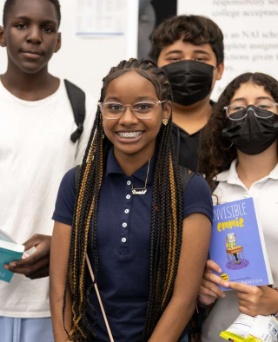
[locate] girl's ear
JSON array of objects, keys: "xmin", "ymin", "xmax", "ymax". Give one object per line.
[
  {"xmin": 0, "ymin": 26, "xmax": 6, "ymax": 47},
  {"xmin": 162, "ymin": 100, "xmax": 172, "ymax": 124}
]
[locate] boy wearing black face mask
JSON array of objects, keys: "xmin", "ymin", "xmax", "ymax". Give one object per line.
[{"xmin": 150, "ymin": 14, "xmax": 224, "ymax": 171}]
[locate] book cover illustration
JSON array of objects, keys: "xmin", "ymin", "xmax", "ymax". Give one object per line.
[
  {"xmin": 210, "ymin": 197, "xmax": 273, "ymax": 290},
  {"xmin": 0, "ymin": 229, "xmax": 24, "ymax": 283}
]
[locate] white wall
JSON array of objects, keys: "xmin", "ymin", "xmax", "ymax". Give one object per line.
[
  {"xmin": 0, "ymin": 0, "xmax": 138, "ymax": 98},
  {"xmin": 178, "ymin": 0, "xmax": 278, "ymax": 100}
]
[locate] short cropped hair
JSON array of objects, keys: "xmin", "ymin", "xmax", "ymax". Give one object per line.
[
  {"xmin": 149, "ymin": 14, "xmax": 224, "ymax": 65},
  {"xmin": 2, "ymin": 0, "xmax": 61, "ymax": 27}
]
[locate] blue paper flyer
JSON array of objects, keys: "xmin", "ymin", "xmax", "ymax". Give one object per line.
[{"xmin": 210, "ymin": 197, "xmax": 273, "ymax": 290}]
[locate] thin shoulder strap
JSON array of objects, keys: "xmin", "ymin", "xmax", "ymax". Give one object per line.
[
  {"xmin": 64, "ymin": 79, "xmax": 86, "ymax": 143},
  {"xmin": 86, "ymin": 255, "xmax": 114, "ymax": 342}
]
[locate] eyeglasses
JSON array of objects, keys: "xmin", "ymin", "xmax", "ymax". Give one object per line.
[
  {"xmin": 224, "ymin": 100, "xmax": 278, "ymax": 121},
  {"xmin": 98, "ymin": 100, "xmax": 167, "ymax": 120}
]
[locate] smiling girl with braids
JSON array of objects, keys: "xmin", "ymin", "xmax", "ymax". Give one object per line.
[{"xmin": 50, "ymin": 58, "xmax": 212, "ymax": 342}]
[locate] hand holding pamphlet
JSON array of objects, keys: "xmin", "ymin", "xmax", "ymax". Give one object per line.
[
  {"xmin": 0, "ymin": 229, "xmax": 24, "ymax": 282},
  {"xmin": 0, "ymin": 229, "xmax": 36, "ymax": 282}
]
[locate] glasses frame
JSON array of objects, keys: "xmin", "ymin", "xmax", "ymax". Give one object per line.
[
  {"xmin": 98, "ymin": 100, "xmax": 167, "ymax": 120},
  {"xmin": 224, "ymin": 103, "xmax": 278, "ymax": 121}
]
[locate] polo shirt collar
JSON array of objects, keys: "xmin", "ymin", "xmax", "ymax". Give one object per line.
[
  {"xmin": 216, "ymin": 159, "xmax": 278, "ymax": 184},
  {"xmin": 105, "ymin": 148, "xmax": 156, "ymax": 184}
]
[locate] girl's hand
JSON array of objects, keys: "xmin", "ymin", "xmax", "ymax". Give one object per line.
[
  {"xmin": 198, "ymin": 259, "xmax": 230, "ymax": 306},
  {"xmin": 229, "ymin": 282, "xmax": 278, "ymax": 317}
]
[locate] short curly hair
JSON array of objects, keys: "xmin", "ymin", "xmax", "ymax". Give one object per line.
[{"xmin": 149, "ymin": 14, "xmax": 224, "ymax": 65}]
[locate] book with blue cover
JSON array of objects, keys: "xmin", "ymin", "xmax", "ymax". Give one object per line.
[
  {"xmin": 0, "ymin": 229, "xmax": 24, "ymax": 283},
  {"xmin": 210, "ymin": 197, "xmax": 273, "ymax": 290}
]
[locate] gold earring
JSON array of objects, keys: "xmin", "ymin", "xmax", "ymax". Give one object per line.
[{"xmin": 162, "ymin": 118, "xmax": 168, "ymax": 126}]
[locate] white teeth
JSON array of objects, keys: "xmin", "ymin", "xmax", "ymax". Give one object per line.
[{"xmin": 118, "ymin": 132, "xmax": 141, "ymax": 138}]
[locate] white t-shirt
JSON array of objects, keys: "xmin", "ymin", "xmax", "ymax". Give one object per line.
[
  {"xmin": 0, "ymin": 79, "xmax": 96, "ymax": 317},
  {"xmin": 201, "ymin": 160, "xmax": 278, "ymax": 342}
]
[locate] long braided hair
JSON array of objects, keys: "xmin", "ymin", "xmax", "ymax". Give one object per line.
[{"xmin": 64, "ymin": 58, "xmax": 185, "ymax": 341}]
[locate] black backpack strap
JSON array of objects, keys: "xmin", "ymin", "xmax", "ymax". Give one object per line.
[
  {"xmin": 178, "ymin": 165, "xmax": 194, "ymax": 193},
  {"xmin": 64, "ymin": 79, "xmax": 86, "ymax": 143}
]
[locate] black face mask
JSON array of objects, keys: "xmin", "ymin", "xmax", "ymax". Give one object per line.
[
  {"xmin": 222, "ymin": 106, "xmax": 278, "ymax": 155},
  {"xmin": 161, "ymin": 60, "xmax": 214, "ymax": 106}
]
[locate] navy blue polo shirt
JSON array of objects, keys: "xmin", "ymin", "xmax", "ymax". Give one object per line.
[{"xmin": 53, "ymin": 148, "xmax": 212, "ymax": 342}]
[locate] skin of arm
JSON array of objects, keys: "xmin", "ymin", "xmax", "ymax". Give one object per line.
[
  {"xmin": 50, "ymin": 222, "xmax": 72, "ymax": 342},
  {"xmin": 148, "ymin": 213, "xmax": 212, "ymax": 342},
  {"xmin": 5, "ymin": 234, "xmax": 51, "ymax": 279}
]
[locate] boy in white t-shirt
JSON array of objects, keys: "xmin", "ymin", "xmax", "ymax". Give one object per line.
[{"xmin": 0, "ymin": 0, "xmax": 95, "ymax": 341}]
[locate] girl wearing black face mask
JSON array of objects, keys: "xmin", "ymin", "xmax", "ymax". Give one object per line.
[{"xmin": 198, "ymin": 72, "xmax": 278, "ymax": 342}]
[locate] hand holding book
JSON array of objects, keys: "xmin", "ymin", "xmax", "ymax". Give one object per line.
[
  {"xmin": 6, "ymin": 234, "xmax": 51, "ymax": 279},
  {"xmin": 209, "ymin": 198, "xmax": 273, "ymax": 289},
  {"xmin": 199, "ymin": 197, "xmax": 274, "ymax": 314},
  {"xmin": 228, "ymin": 282, "xmax": 278, "ymax": 318},
  {"xmin": 0, "ymin": 234, "xmax": 25, "ymax": 282},
  {"xmin": 198, "ymin": 259, "xmax": 230, "ymax": 306}
]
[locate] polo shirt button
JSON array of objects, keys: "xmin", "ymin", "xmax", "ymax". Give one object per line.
[
  {"xmin": 121, "ymin": 237, "xmax": 127, "ymax": 243},
  {"xmin": 126, "ymin": 194, "xmax": 131, "ymax": 199},
  {"xmin": 127, "ymin": 180, "xmax": 131, "ymax": 185},
  {"xmin": 122, "ymin": 222, "xmax": 127, "ymax": 228},
  {"xmin": 124, "ymin": 209, "xmax": 129, "ymax": 214}
]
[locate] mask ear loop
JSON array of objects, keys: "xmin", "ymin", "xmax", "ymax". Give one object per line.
[{"xmin": 223, "ymin": 142, "xmax": 233, "ymax": 151}]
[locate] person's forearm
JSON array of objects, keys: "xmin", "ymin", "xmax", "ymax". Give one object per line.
[
  {"xmin": 148, "ymin": 214, "xmax": 212, "ymax": 341},
  {"xmin": 50, "ymin": 289, "xmax": 72, "ymax": 342},
  {"xmin": 148, "ymin": 296, "xmax": 195, "ymax": 342},
  {"xmin": 50, "ymin": 222, "xmax": 73, "ymax": 341}
]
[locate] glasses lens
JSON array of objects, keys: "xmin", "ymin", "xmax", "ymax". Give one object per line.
[
  {"xmin": 226, "ymin": 106, "xmax": 247, "ymax": 121},
  {"xmin": 133, "ymin": 102, "xmax": 156, "ymax": 114},
  {"xmin": 255, "ymin": 101, "xmax": 277, "ymax": 118},
  {"xmin": 101, "ymin": 102, "xmax": 123, "ymax": 118},
  {"xmin": 227, "ymin": 105, "xmax": 245, "ymax": 115}
]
